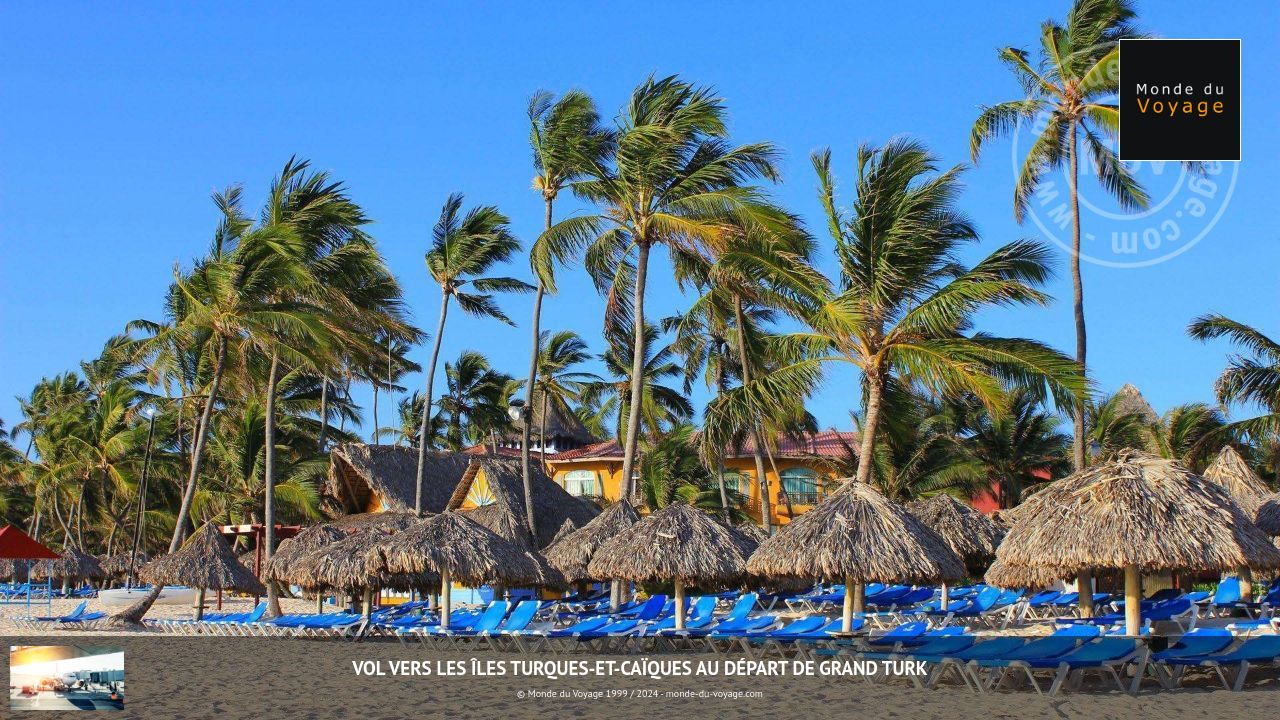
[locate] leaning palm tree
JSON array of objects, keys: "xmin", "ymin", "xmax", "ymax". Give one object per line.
[
  {"xmin": 971, "ymin": 0, "xmax": 1147, "ymax": 471},
  {"xmin": 530, "ymin": 331, "xmax": 600, "ymax": 454},
  {"xmin": 534, "ymin": 75, "xmax": 786, "ymax": 500},
  {"xmin": 1189, "ymin": 314, "xmax": 1280, "ymax": 441},
  {"xmin": 520, "ymin": 90, "xmax": 613, "ymax": 538},
  {"xmin": 705, "ymin": 139, "xmax": 1087, "ymax": 493},
  {"xmin": 414, "ymin": 194, "xmax": 532, "ymax": 514}
]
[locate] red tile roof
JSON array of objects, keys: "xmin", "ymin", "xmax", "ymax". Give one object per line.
[{"xmin": 545, "ymin": 430, "xmax": 859, "ymax": 463}]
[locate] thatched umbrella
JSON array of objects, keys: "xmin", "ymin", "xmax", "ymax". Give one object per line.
[
  {"xmin": 262, "ymin": 523, "xmax": 347, "ymax": 612},
  {"xmin": 1257, "ymin": 494, "xmax": 1280, "ymax": 536},
  {"xmin": 329, "ymin": 511, "xmax": 419, "ymax": 532},
  {"xmin": 101, "ymin": 552, "xmax": 149, "ymax": 582},
  {"xmin": 748, "ymin": 481, "xmax": 965, "ymax": 632},
  {"xmin": 990, "ymin": 451, "xmax": 1280, "ymax": 635},
  {"xmin": 0, "ymin": 558, "xmax": 29, "ymax": 582},
  {"xmin": 140, "ymin": 523, "xmax": 266, "ymax": 620},
  {"xmin": 543, "ymin": 500, "xmax": 640, "ymax": 584},
  {"xmin": 367, "ymin": 511, "xmax": 539, "ymax": 628},
  {"xmin": 32, "ymin": 548, "xmax": 106, "ymax": 585},
  {"xmin": 1203, "ymin": 445, "xmax": 1273, "ymax": 599},
  {"xmin": 908, "ymin": 493, "xmax": 1005, "ymax": 607},
  {"xmin": 549, "ymin": 518, "xmax": 580, "ymax": 545},
  {"xmin": 588, "ymin": 503, "xmax": 751, "ymax": 630},
  {"xmin": 288, "ymin": 528, "xmax": 438, "ymax": 619}
]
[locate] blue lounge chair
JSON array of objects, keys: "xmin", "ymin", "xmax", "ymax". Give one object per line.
[
  {"xmin": 1159, "ymin": 635, "xmax": 1280, "ymax": 691},
  {"xmin": 1135, "ymin": 628, "xmax": 1234, "ymax": 690},
  {"xmin": 508, "ymin": 616, "xmax": 610, "ymax": 654},
  {"xmin": 1202, "ymin": 577, "xmax": 1242, "ymax": 616},
  {"xmin": 418, "ymin": 601, "xmax": 510, "ymax": 646},
  {"xmin": 1058, "ymin": 597, "xmax": 1197, "ymax": 633},
  {"xmin": 460, "ymin": 600, "xmax": 541, "ymax": 650},
  {"xmin": 921, "ymin": 636, "xmax": 1029, "ymax": 689},
  {"xmin": 964, "ymin": 626, "xmax": 1101, "ymax": 690},
  {"xmin": 997, "ymin": 638, "xmax": 1144, "ymax": 695}
]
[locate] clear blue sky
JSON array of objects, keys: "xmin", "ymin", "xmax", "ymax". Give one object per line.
[{"xmin": 2, "ymin": 1, "xmax": 1277, "ymax": 439}]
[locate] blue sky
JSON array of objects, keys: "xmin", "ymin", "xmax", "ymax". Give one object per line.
[{"xmin": 2, "ymin": 1, "xmax": 1277, "ymax": 440}]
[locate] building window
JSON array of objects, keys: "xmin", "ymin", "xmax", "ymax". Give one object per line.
[
  {"xmin": 564, "ymin": 470, "xmax": 597, "ymax": 498},
  {"xmin": 780, "ymin": 468, "xmax": 820, "ymax": 505},
  {"xmin": 721, "ymin": 471, "xmax": 749, "ymax": 495}
]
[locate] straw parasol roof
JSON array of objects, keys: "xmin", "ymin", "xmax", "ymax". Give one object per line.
[
  {"xmin": 549, "ymin": 518, "xmax": 580, "ymax": 544},
  {"xmin": 367, "ymin": 511, "xmax": 540, "ymax": 587},
  {"xmin": 262, "ymin": 523, "xmax": 348, "ymax": 584},
  {"xmin": 747, "ymin": 481, "xmax": 966, "ymax": 584},
  {"xmin": 329, "ymin": 511, "xmax": 420, "ymax": 532},
  {"xmin": 543, "ymin": 500, "xmax": 640, "ymax": 583},
  {"xmin": 1256, "ymin": 494, "xmax": 1280, "ymax": 536},
  {"xmin": 31, "ymin": 548, "xmax": 106, "ymax": 581},
  {"xmin": 1203, "ymin": 445, "xmax": 1270, "ymax": 517},
  {"xmin": 587, "ymin": 503, "xmax": 751, "ymax": 586},
  {"xmin": 907, "ymin": 493, "xmax": 1004, "ymax": 563},
  {"xmin": 288, "ymin": 528, "xmax": 438, "ymax": 593},
  {"xmin": 985, "ymin": 557, "xmax": 1073, "ymax": 589},
  {"xmin": 140, "ymin": 523, "xmax": 266, "ymax": 593},
  {"xmin": 990, "ymin": 451, "xmax": 1280, "ymax": 582},
  {"xmin": 101, "ymin": 552, "xmax": 149, "ymax": 580},
  {"xmin": 0, "ymin": 558, "xmax": 29, "ymax": 581}
]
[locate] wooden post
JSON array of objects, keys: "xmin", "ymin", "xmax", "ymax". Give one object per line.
[
  {"xmin": 316, "ymin": 593, "xmax": 325, "ymax": 614},
  {"xmin": 1124, "ymin": 565, "xmax": 1141, "ymax": 637},
  {"xmin": 940, "ymin": 582, "xmax": 950, "ymax": 610},
  {"xmin": 1077, "ymin": 569, "xmax": 1095, "ymax": 618},
  {"xmin": 216, "ymin": 588, "xmax": 222, "ymax": 611},
  {"xmin": 610, "ymin": 578, "xmax": 621, "ymax": 612},
  {"xmin": 852, "ymin": 582, "xmax": 865, "ymax": 614},
  {"xmin": 362, "ymin": 587, "xmax": 374, "ymax": 620},
  {"xmin": 1239, "ymin": 568, "xmax": 1253, "ymax": 602},
  {"xmin": 841, "ymin": 574, "xmax": 855, "ymax": 632},
  {"xmin": 674, "ymin": 580, "xmax": 686, "ymax": 630},
  {"xmin": 440, "ymin": 567, "xmax": 452, "ymax": 629},
  {"xmin": 194, "ymin": 587, "xmax": 206, "ymax": 621}
]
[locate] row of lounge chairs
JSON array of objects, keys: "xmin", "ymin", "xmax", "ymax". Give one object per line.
[
  {"xmin": 11, "ymin": 600, "xmax": 107, "ymax": 630},
  {"xmin": 1, "ymin": 582, "xmax": 98, "ymax": 600}
]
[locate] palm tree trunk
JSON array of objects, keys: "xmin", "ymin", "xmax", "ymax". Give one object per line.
[
  {"xmin": 171, "ymin": 339, "xmax": 228, "ymax": 551},
  {"xmin": 371, "ymin": 383, "xmax": 379, "ymax": 446},
  {"xmin": 1068, "ymin": 123, "xmax": 1087, "ymax": 473},
  {"xmin": 317, "ymin": 376, "xmax": 329, "ymax": 450},
  {"xmin": 855, "ymin": 372, "xmax": 884, "ymax": 486},
  {"xmin": 716, "ymin": 463, "xmax": 730, "ymax": 523},
  {"xmin": 263, "ymin": 351, "xmax": 283, "ymax": 618},
  {"xmin": 110, "ymin": 339, "xmax": 228, "ymax": 627},
  {"xmin": 618, "ymin": 242, "xmax": 651, "ymax": 502},
  {"xmin": 519, "ymin": 197, "xmax": 553, "ymax": 541},
  {"xmin": 764, "ymin": 444, "xmax": 794, "ymax": 524},
  {"xmin": 415, "ymin": 291, "xmax": 450, "ymax": 515},
  {"xmin": 734, "ymin": 297, "xmax": 773, "ymax": 531}
]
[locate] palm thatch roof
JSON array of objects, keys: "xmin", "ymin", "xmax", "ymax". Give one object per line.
[
  {"xmin": 543, "ymin": 500, "xmax": 641, "ymax": 583},
  {"xmin": 907, "ymin": 494, "xmax": 1004, "ymax": 563},
  {"xmin": 992, "ymin": 451, "xmax": 1280, "ymax": 581},
  {"xmin": 323, "ymin": 446, "xmax": 598, "ymax": 548},
  {"xmin": 0, "ymin": 559, "xmax": 28, "ymax": 581},
  {"xmin": 985, "ymin": 557, "xmax": 1073, "ymax": 589},
  {"xmin": 503, "ymin": 389, "xmax": 597, "ymax": 445},
  {"xmin": 1203, "ymin": 445, "xmax": 1271, "ymax": 517},
  {"xmin": 1256, "ymin": 494, "xmax": 1280, "ymax": 536},
  {"xmin": 100, "ymin": 552, "xmax": 149, "ymax": 580},
  {"xmin": 31, "ymin": 548, "xmax": 106, "ymax": 581},
  {"xmin": 288, "ymin": 528, "xmax": 439, "ymax": 593},
  {"xmin": 329, "ymin": 511, "xmax": 420, "ymax": 532},
  {"xmin": 367, "ymin": 511, "xmax": 540, "ymax": 587},
  {"xmin": 550, "ymin": 518, "xmax": 580, "ymax": 544},
  {"xmin": 139, "ymin": 523, "xmax": 266, "ymax": 593},
  {"xmin": 262, "ymin": 524, "xmax": 348, "ymax": 584},
  {"xmin": 1114, "ymin": 383, "xmax": 1159, "ymax": 424},
  {"xmin": 747, "ymin": 481, "xmax": 966, "ymax": 584},
  {"xmin": 587, "ymin": 503, "xmax": 751, "ymax": 586}
]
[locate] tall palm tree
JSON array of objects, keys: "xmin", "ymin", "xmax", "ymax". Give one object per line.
[
  {"xmin": 521, "ymin": 90, "xmax": 613, "ymax": 537},
  {"xmin": 1084, "ymin": 390, "xmax": 1151, "ymax": 460},
  {"xmin": 435, "ymin": 350, "xmax": 512, "ymax": 451},
  {"xmin": 415, "ymin": 194, "xmax": 531, "ymax": 513},
  {"xmin": 708, "ymin": 140, "xmax": 1086, "ymax": 502},
  {"xmin": 577, "ymin": 322, "xmax": 693, "ymax": 452},
  {"xmin": 951, "ymin": 389, "xmax": 1071, "ymax": 507},
  {"xmin": 1144, "ymin": 402, "xmax": 1228, "ymax": 472},
  {"xmin": 971, "ymin": 0, "xmax": 1146, "ymax": 471},
  {"xmin": 356, "ymin": 333, "xmax": 419, "ymax": 446},
  {"xmin": 530, "ymin": 330, "xmax": 599, "ymax": 455},
  {"xmin": 1188, "ymin": 314, "xmax": 1280, "ymax": 440},
  {"xmin": 535, "ymin": 75, "xmax": 786, "ymax": 500}
]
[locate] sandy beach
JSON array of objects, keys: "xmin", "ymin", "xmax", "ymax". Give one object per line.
[{"xmin": 2, "ymin": 597, "xmax": 1275, "ymax": 720}]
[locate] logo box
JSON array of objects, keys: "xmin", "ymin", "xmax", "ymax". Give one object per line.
[{"xmin": 1119, "ymin": 39, "xmax": 1240, "ymax": 162}]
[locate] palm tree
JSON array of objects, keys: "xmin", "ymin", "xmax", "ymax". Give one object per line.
[
  {"xmin": 520, "ymin": 90, "xmax": 613, "ymax": 537},
  {"xmin": 578, "ymin": 322, "xmax": 693, "ymax": 453},
  {"xmin": 1188, "ymin": 314, "xmax": 1280, "ymax": 441},
  {"xmin": 1144, "ymin": 402, "xmax": 1228, "ymax": 471},
  {"xmin": 435, "ymin": 350, "xmax": 512, "ymax": 451},
  {"xmin": 535, "ymin": 75, "xmax": 786, "ymax": 501},
  {"xmin": 708, "ymin": 140, "xmax": 1086, "ymax": 500},
  {"xmin": 414, "ymin": 194, "xmax": 532, "ymax": 514},
  {"xmin": 855, "ymin": 392, "xmax": 989, "ymax": 504},
  {"xmin": 1084, "ymin": 390, "xmax": 1151, "ymax": 460},
  {"xmin": 952, "ymin": 389, "xmax": 1071, "ymax": 507},
  {"xmin": 530, "ymin": 331, "xmax": 598, "ymax": 451},
  {"xmin": 357, "ymin": 333, "xmax": 419, "ymax": 446},
  {"xmin": 971, "ymin": 0, "xmax": 1146, "ymax": 471}
]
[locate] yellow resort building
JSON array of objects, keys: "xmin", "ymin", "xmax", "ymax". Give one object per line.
[{"xmin": 544, "ymin": 431, "xmax": 857, "ymax": 526}]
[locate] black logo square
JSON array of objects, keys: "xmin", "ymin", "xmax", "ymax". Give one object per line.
[{"xmin": 1120, "ymin": 39, "xmax": 1240, "ymax": 161}]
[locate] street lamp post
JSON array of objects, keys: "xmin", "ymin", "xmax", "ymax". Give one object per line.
[{"xmin": 126, "ymin": 406, "xmax": 158, "ymax": 590}]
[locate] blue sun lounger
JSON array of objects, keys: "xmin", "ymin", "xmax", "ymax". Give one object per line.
[
  {"xmin": 507, "ymin": 616, "xmax": 610, "ymax": 654},
  {"xmin": 417, "ymin": 601, "xmax": 510, "ymax": 647},
  {"xmin": 1158, "ymin": 634, "xmax": 1280, "ymax": 691},
  {"xmin": 920, "ymin": 636, "xmax": 1029, "ymax": 689},
  {"xmin": 993, "ymin": 637, "xmax": 1145, "ymax": 695},
  {"xmin": 453, "ymin": 600, "xmax": 541, "ymax": 650},
  {"xmin": 1132, "ymin": 628, "xmax": 1233, "ymax": 690},
  {"xmin": 963, "ymin": 625, "xmax": 1101, "ymax": 690}
]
